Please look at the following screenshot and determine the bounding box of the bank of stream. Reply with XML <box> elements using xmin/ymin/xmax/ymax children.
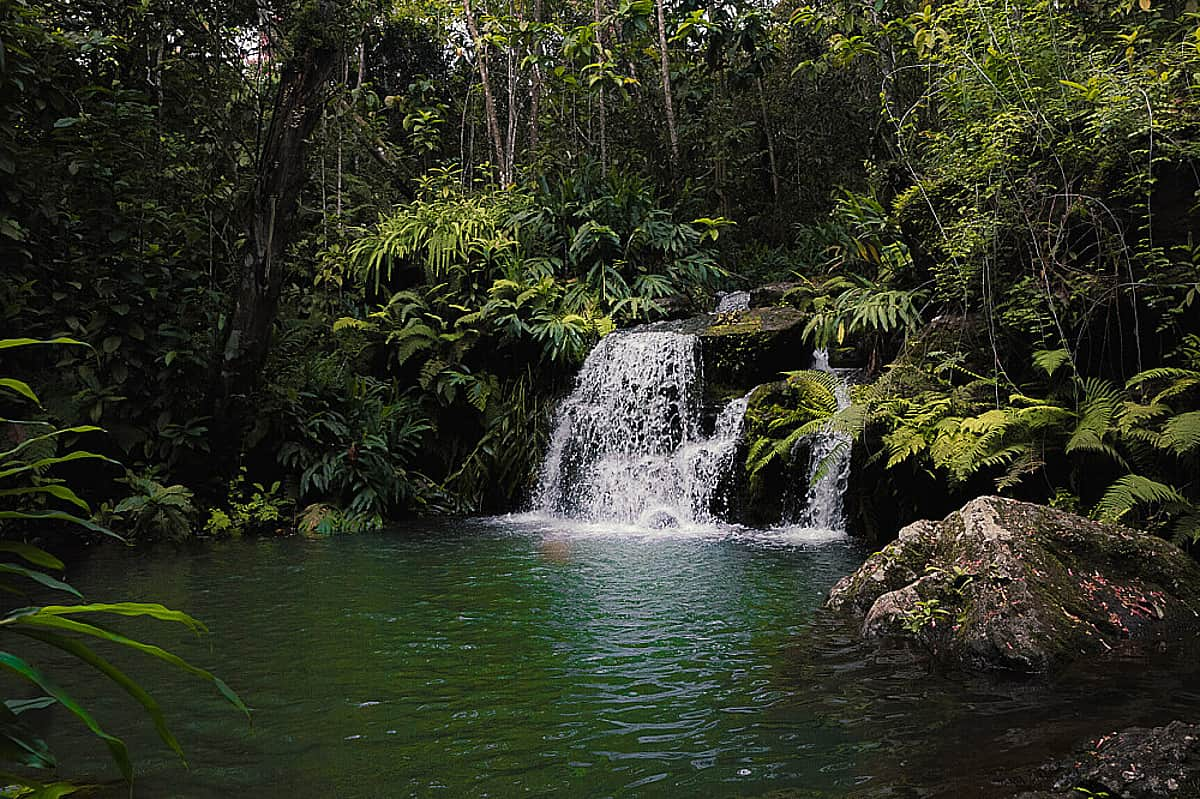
<box><xmin>38</xmin><ymin>520</ymin><xmax>1200</xmax><ymax>798</ymax></box>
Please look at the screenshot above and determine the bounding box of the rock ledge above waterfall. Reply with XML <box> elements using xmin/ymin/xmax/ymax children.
<box><xmin>826</xmin><ymin>496</ymin><xmax>1200</xmax><ymax>673</ymax></box>
<box><xmin>698</xmin><ymin>306</ymin><xmax>809</xmax><ymax>394</ymax></box>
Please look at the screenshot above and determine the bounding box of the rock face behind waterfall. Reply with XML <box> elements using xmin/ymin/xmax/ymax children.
<box><xmin>699</xmin><ymin>306</ymin><xmax>808</xmax><ymax>395</ymax></box>
<box><xmin>826</xmin><ymin>496</ymin><xmax>1200</xmax><ymax>673</ymax></box>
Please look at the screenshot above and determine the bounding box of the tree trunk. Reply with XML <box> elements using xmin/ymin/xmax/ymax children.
<box><xmin>464</xmin><ymin>0</ymin><xmax>508</xmax><ymax>184</ymax></box>
<box><xmin>528</xmin><ymin>0</ymin><xmax>544</xmax><ymax>153</ymax></box>
<box><xmin>756</xmin><ymin>77</ymin><xmax>779</xmax><ymax>202</ymax></box>
<box><xmin>594</xmin><ymin>0</ymin><xmax>607</xmax><ymax>173</ymax></box>
<box><xmin>505</xmin><ymin>25</ymin><xmax>519</xmax><ymax>182</ymax></box>
<box><xmin>211</xmin><ymin>39</ymin><xmax>338</xmax><ymax>442</ymax></box>
<box><xmin>654</xmin><ymin>0</ymin><xmax>679</xmax><ymax>169</ymax></box>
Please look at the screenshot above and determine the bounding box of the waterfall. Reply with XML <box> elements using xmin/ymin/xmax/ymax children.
<box><xmin>535</xmin><ymin>330</ymin><xmax>749</xmax><ymax>527</ymax></box>
<box><xmin>791</xmin><ymin>349</ymin><xmax>852</xmax><ymax>531</ymax></box>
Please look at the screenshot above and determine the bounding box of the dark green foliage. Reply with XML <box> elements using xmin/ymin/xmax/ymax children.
<box><xmin>2</xmin><ymin>0</ymin><xmax>1198</xmax><ymax>543</ymax></box>
<box><xmin>277</xmin><ymin>377</ymin><xmax>443</xmax><ymax>525</ymax></box>
<box><xmin>107</xmin><ymin>472</ymin><xmax>198</xmax><ymax>543</ymax></box>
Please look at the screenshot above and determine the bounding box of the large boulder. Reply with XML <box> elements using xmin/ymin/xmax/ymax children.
<box><xmin>827</xmin><ymin>496</ymin><xmax>1200</xmax><ymax>673</ymax></box>
<box><xmin>1014</xmin><ymin>721</ymin><xmax>1200</xmax><ymax>798</ymax></box>
<box><xmin>698</xmin><ymin>306</ymin><xmax>811</xmax><ymax>396</ymax></box>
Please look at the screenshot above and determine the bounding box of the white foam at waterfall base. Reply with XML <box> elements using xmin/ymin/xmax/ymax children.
<box><xmin>535</xmin><ymin>330</ymin><xmax>750</xmax><ymax>529</ymax></box>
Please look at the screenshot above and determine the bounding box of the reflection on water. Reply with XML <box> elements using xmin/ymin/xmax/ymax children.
<box><xmin>35</xmin><ymin>519</ymin><xmax>1200</xmax><ymax>798</ymax></box>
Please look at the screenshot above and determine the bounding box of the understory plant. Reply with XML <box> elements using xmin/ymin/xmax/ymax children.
<box><xmin>821</xmin><ymin>337</ymin><xmax>1200</xmax><ymax>542</ymax></box>
<box><xmin>106</xmin><ymin>470</ymin><xmax>197</xmax><ymax>543</ymax></box>
<box><xmin>277</xmin><ymin>375</ymin><xmax>442</xmax><ymax>528</ymax></box>
<box><xmin>203</xmin><ymin>467</ymin><xmax>293</xmax><ymax>537</ymax></box>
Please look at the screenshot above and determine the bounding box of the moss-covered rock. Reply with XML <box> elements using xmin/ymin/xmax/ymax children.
<box><xmin>699</xmin><ymin>306</ymin><xmax>810</xmax><ymax>396</ymax></box>
<box><xmin>748</xmin><ymin>281</ymin><xmax>805</xmax><ymax>308</ymax></box>
<box><xmin>827</xmin><ymin>496</ymin><xmax>1200</xmax><ymax>673</ymax></box>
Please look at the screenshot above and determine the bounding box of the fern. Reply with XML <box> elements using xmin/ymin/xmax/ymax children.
<box><xmin>332</xmin><ymin>317</ymin><xmax>372</xmax><ymax>332</ymax></box>
<box><xmin>1032</xmin><ymin>348</ymin><xmax>1072</xmax><ymax>378</ymax></box>
<box><xmin>1162</xmin><ymin>411</ymin><xmax>1200</xmax><ymax>456</ymax></box>
<box><xmin>1065</xmin><ymin>378</ymin><xmax>1124</xmax><ymax>464</ymax></box>
<box><xmin>1168</xmin><ymin>509</ymin><xmax>1200</xmax><ymax>545</ymax></box>
<box><xmin>1094</xmin><ymin>475</ymin><xmax>1190</xmax><ymax>524</ymax></box>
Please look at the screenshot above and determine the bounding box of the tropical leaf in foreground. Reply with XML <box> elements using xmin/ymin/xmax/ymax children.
<box><xmin>0</xmin><ymin>338</ymin><xmax>248</xmax><ymax>787</ymax></box>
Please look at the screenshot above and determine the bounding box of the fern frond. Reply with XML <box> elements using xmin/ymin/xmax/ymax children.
<box><xmin>994</xmin><ymin>450</ymin><xmax>1042</xmax><ymax>492</ymax></box>
<box><xmin>333</xmin><ymin>317</ymin><xmax>374</xmax><ymax>333</ymax></box>
<box><xmin>1093</xmin><ymin>474</ymin><xmax>1189</xmax><ymax>523</ymax></box>
<box><xmin>807</xmin><ymin>439</ymin><xmax>852</xmax><ymax>484</ymax></box>
<box><xmin>1116</xmin><ymin>400</ymin><xmax>1170</xmax><ymax>432</ymax></box>
<box><xmin>1162</xmin><ymin>411</ymin><xmax>1200</xmax><ymax>456</ymax></box>
<box><xmin>418</xmin><ymin>358</ymin><xmax>447</xmax><ymax>390</ymax></box>
<box><xmin>1169</xmin><ymin>510</ymin><xmax>1200</xmax><ymax>545</ymax></box>
<box><xmin>1065</xmin><ymin>378</ymin><xmax>1121</xmax><ymax>459</ymax></box>
<box><xmin>1032</xmin><ymin>348</ymin><xmax>1071</xmax><ymax>378</ymax></box>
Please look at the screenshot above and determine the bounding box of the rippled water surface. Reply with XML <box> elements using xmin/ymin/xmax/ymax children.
<box><xmin>41</xmin><ymin>518</ymin><xmax>1200</xmax><ymax>798</ymax></box>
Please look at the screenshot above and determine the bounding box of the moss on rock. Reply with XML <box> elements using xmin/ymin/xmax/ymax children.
<box><xmin>699</xmin><ymin>306</ymin><xmax>810</xmax><ymax>396</ymax></box>
<box><xmin>827</xmin><ymin>496</ymin><xmax>1200</xmax><ymax>673</ymax></box>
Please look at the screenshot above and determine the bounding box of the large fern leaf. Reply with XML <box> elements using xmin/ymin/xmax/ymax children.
<box><xmin>1065</xmin><ymin>378</ymin><xmax>1121</xmax><ymax>460</ymax></box>
<box><xmin>1162</xmin><ymin>411</ymin><xmax>1200</xmax><ymax>456</ymax></box>
<box><xmin>1093</xmin><ymin>474</ymin><xmax>1189</xmax><ymax>523</ymax></box>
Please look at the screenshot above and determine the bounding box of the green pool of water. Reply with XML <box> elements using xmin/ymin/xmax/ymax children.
<box><xmin>31</xmin><ymin>518</ymin><xmax>1200</xmax><ymax>798</ymax></box>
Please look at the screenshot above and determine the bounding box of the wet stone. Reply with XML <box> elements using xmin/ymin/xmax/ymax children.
<box><xmin>826</xmin><ymin>496</ymin><xmax>1200</xmax><ymax>674</ymax></box>
<box><xmin>1015</xmin><ymin>721</ymin><xmax>1200</xmax><ymax>798</ymax></box>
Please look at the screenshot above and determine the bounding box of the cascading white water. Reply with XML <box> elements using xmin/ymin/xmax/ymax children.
<box><xmin>535</xmin><ymin>330</ymin><xmax>749</xmax><ymax>527</ymax></box>
<box><xmin>792</xmin><ymin>349</ymin><xmax>853</xmax><ymax>532</ymax></box>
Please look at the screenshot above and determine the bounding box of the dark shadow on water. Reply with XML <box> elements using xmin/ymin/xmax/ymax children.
<box><xmin>772</xmin><ymin>610</ymin><xmax>1200</xmax><ymax>798</ymax></box>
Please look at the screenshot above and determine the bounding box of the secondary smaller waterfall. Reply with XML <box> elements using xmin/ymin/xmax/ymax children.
<box><xmin>792</xmin><ymin>349</ymin><xmax>853</xmax><ymax>531</ymax></box>
<box><xmin>536</xmin><ymin>330</ymin><xmax>749</xmax><ymax>526</ymax></box>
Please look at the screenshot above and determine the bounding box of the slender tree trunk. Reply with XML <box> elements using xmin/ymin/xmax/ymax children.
<box><xmin>594</xmin><ymin>0</ymin><xmax>607</xmax><ymax>173</ymax></box>
<box><xmin>211</xmin><ymin>39</ymin><xmax>338</xmax><ymax>442</ymax></box>
<box><xmin>654</xmin><ymin>0</ymin><xmax>678</xmax><ymax>169</ymax></box>
<box><xmin>756</xmin><ymin>77</ymin><xmax>779</xmax><ymax>202</ymax></box>
<box><xmin>528</xmin><ymin>0</ymin><xmax>544</xmax><ymax>154</ymax></box>
<box><xmin>505</xmin><ymin>21</ymin><xmax>519</xmax><ymax>182</ymax></box>
<box><xmin>464</xmin><ymin>0</ymin><xmax>508</xmax><ymax>184</ymax></box>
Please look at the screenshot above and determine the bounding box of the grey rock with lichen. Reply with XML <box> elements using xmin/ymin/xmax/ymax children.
<box><xmin>827</xmin><ymin>496</ymin><xmax>1200</xmax><ymax>673</ymax></box>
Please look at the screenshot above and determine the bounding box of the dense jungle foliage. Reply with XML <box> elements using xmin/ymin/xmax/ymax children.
<box><xmin>2</xmin><ymin>0</ymin><xmax>1200</xmax><ymax>788</ymax></box>
<box><xmin>2</xmin><ymin>0</ymin><xmax>1198</xmax><ymax>536</ymax></box>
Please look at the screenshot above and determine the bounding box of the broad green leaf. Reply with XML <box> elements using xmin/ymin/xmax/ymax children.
<box><xmin>0</xmin><ymin>768</ymin><xmax>81</xmax><ymax>798</ymax></box>
<box><xmin>4</xmin><ymin>697</ymin><xmax>58</xmax><ymax>714</ymax></box>
<box><xmin>0</xmin><ymin>511</ymin><xmax>118</xmax><ymax>539</ymax></box>
<box><xmin>0</xmin><ymin>564</ymin><xmax>81</xmax><ymax>599</ymax></box>
<box><xmin>0</xmin><ymin>378</ymin><xmax>39</xmax><ymax>404</ymax></box>
<box><xmin>0</xmin><ymin>425</ymin><xmax>105</xmax><ymax>463</ymax></box>
<box><xmin>0</xmin><ymin>484</ymin><xmax>91</xmax><ymax>513</ymax></box>
<box><xmin>14</xmin><ymin>628</ymin><xmax>186</xmax><ymax>765</ymax></box>
<box><xmin>0</xmin><ymin>651</ymin><xmax>131</xmax><ymax>780</ymax></box>
<box><xmin>0</xmin><ymin>338</ymin><xmax>88</xmax><ymax>351</ymax></box>
<box><xmin>0</xmin><ymin>543</ymin><xmax>64</xmax><ymax>571</ymax></box>
<box><xmin>14</xmin><ymin>615</ymin><xmax>249</xmax><ymax>718</ymax></box>
<box><xmin>0</xmin><ymin>702</ymin><xmax>56</xmax><ymax>769</ymax></box>
<box><xmin>36</xmin><ymin>603</ymin><xmax>207</xmax><ymax>634</ymax></box>
<box><xmin>0</xmin><ymin>450</ymin><xmax>118</xmax><ymax>481</ymax></box>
